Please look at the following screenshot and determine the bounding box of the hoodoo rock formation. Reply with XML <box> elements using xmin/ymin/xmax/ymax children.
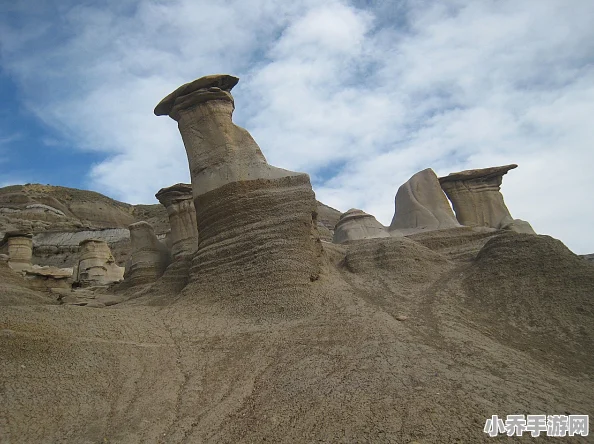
<box><xmin>124</xmin><ymin>222</ymin><xmax>170</xmax><ymax>286</ymax></box>
<box><xmin>389</xmin><ymin>168</ymin><xmax>460</xmax><ymax>234</ymax></box>
<box><xmin>155</xmin><ymin>183</ymin><xmax>198</xmax><ymax>260</ymax></box>
<box><xmin>333</xmin><ymin>208</ymin><xmax>391</xmax><ymax>244</ymax></box>
<box><xmin>1</xmin><ymin>72</ymin><xmax>593</xmax><ymax>443</ymax></box>
<box><xmin>155</xmin><ymin>74</ymin><xmax>298</xmax><ymax>195</ymax></box>
<box><xmin>439</xmin><ymin>164</ymin><xmax>535</xmax><ymax>233</ymax></box>
<box><xmin>5</xmin><ymin>232</ymin><xmax>33</xmax><ymax>272</ymax></box>
<box><xmin>75</xmin><ymin>239</ymin><xmax>124</xmax><ymax>287</ymax></box>
<box><xmin>155</xmin><ymin>74</ymin><xmax>321</xmax><ymax>308</ymax></box>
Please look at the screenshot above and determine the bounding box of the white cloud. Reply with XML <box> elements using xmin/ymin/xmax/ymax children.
<box><xmin>0</xmin><ymin>0</ymin><xmax>593</xmax><ymax>253</ymax></box>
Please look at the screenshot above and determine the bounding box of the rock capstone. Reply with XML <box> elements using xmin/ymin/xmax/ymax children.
<box><xmin>155</xmin><ymin>74</ymin><xmax>300</xmax><ymax>197</ymax></box>
<box><xmin>439</xmin><ymin>164</ymin><xmax>535</xmax><ymax>233</ymax></box>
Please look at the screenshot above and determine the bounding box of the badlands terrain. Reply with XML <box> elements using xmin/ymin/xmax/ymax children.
<box><xmin>0</xmin><ymin>74</ymin><xmax>593</xmax><ymax>443</ymax></box>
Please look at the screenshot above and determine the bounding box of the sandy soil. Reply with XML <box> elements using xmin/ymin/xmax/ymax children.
<box><xmin>1</xmin><ymin>229</ymin><xmax>593</xmax><ymax>443</ymax></box>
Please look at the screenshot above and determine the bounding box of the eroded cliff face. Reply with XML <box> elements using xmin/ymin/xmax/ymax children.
<box><xmin>0</xmin><ymin>184</ymin><xmax>168</xmax><ymax>268</ymax></box>
<box><xmin>0</xmin><ymin>184</ymin><xmax>339</xmax><ymax>269</ymax></box>
<box><xmin>0</xmin><ymin>184</ymin><xmax>138</xmax><ymax>231</ymax></box>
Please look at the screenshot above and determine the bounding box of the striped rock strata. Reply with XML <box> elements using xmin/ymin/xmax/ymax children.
<box><xmin>4</xmin><ymin>232</ymin><xmax>33</xmax><ymax>272</ymax></box>
<box><xmin>155</xmin><ymin>74</ymin><xmax>321</xmax><ymax>307</ymax></box>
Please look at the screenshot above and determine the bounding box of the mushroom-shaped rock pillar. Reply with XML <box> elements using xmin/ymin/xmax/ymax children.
<box><xmin>154</xmin><ymin>74</ymin><xmax>299</xmax><ymax>196</ymax></box>
<box><xmin>389</xmin><ymin>168</ymin><xmax>460</xmax><ymax>235</ymax></box>
<box><xmin>333</xmin><ymin>209</ymin><xmax>391</xmax><ymax>244</ymax></box>
<box><xmin>5</xmin><ymin>232</ymin><xmax>33</xmax><ymax>272</ymax></box>
<box><xmin>155</xmin><ymin>183</ymin><xmax>198</xmax><ymax>260</ymax></box>
<box><xmin>154</xmin><ymin>75</ymin><xmax>321</xmax><ymax>305</ymax></box>
<box><xmin>438</xmin><ymin>164</ymin><xmax>535</xmax><ymax>233</ymax></box>
<box><xmin>76</xmin><ymin>239</ymin><xmax>124</xmax><ymax>287</ymax></box>
<box><xmin>124</xmin><ymin>222</ymin><xmax>171</xmax><ymax>286</ymax></box>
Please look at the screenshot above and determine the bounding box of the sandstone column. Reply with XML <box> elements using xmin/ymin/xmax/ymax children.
<box><xmin>124</xmin><ymin>222</ymin><xmax>171</xmax><ymax>286</ymax></box>
<box><xmin>155</xmin><ymin>183</ymin><xmax>198</xmax><ymax>260</ymax></box>
<box><xmin>439</xmin><ymin>164</ymin><xmax>535</xmax><ymax>233</ymax></box>
<box><xmin>154</xmin><ymin>74</ymin><xmax>321</xmax><ymax>308</ymax></box>
<box><xmin>5</xmin><ymin>232</ymin><xmax>33</xmax><ymax>272</ymax></box>
<box><xmin>76</xmin><ymin>239</ymin><xmax>124</xmax><ymax>287</ymax></box>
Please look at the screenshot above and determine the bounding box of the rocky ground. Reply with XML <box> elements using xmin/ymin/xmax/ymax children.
<box><xmin>0</xmin><ymin>186</ymin><xmax>593</xmax><ymax>443</ymax></box>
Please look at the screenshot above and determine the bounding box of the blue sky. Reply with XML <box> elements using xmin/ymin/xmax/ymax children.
<box><xmin>1</xmin><ymin>0</ymin><xmax>593</xmax><ymax>253</ymax></box>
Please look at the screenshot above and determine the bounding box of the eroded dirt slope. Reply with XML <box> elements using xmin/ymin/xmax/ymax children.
<box><xmin>1</xmin><ymin>230</ymin><xmax>592</xmax><ymax>443</ymax></box>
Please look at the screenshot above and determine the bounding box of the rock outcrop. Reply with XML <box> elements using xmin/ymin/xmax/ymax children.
<box><xmin>333</xmin><ymin>209</ymin><xmax>391</xmax><ymax>244</ymax></box>
<box><xmin>389</xmin><ymin>168</ymin><xmax>460</xmax><ymax>234</ymax></box>
<box><xmin>22</xmin><ymin>265</ymin><xmax>73</xmax><ymax>291</ymax></box>
<box><xmin>124</xmin><ymin>222</ymin><xmax>170</xmax><ymax>286</ymax></box>
<box><xmin>4</xmin><ymin>232</ymin><xmax>33</xmax><ymax>272</ymax></box>
<box><xmin>155</xmin><ymin>74</ymin><xmax>321</xmax><ymax>310</ymax></box>
<box><xmin>155</xmin><ymin>184</ymin><xmax>198</xmax><ymax>260</ymax></box>
<box><xmin>2</xmin><ymin>231</ymin><xmax>73</xmax><ymax>290</ymax></box>
<box><xmin>155</xmin><ymin>74</ymin><xmax>300</xmax><ymax>196</ymax></box>
<box><xmin>0</xmin><ymin>184</ymin><xmax>170</xmax><ymax>240</ymax></box>
<box><xmin>75</xmin><ymin>239</ymin><xmax>124</xmax><ymax>287</ymax></box>
<box><xmin>439</xmin><ymin>164</ymin><xmax>535</xmax><ymax>233</ymax></box>
<box><xmin>0</xmin><ymin>184</ymin><xmax>136</xmax><ymax>230</ymax></box>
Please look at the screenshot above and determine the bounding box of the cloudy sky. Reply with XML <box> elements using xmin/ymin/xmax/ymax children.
<box><xmin>0</xmin><ymin>0</ymin><xmax>592</xmax><ymax>253</ymax></box>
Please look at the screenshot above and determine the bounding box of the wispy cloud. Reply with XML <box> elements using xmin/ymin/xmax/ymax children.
<box><xmin>0</xmin><ymin>132</ymin><xmax>21</xmax><ymax>146</ymax></box>
<box><xmin>0</xmin><ymin>0</ymin><xmax>593</xmax><ymax>253</ymax></box>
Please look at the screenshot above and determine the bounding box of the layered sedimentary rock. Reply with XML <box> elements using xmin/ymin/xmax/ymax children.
<box><xmin>124</xmin><ymin>222</ymin><xmax>170</xmax><ymax>286</ymax></box>
<box><xmin>389</xmin><ymin>168</ymin><xmax>460</xmax><ymax>234</ymax></box>
<box><xmin>439</xmin><ymin>164</ymin><xmax>535</xmax><ymax>233</ymax></box>
<box><xmin>333</xmin><ymin>209</ymin><xmax>391</xmax><ymax>244</ymax></box>
<box><xmin>22</xmin><ymin>265</ymin><xmax>73</xmax><ymax>291</ymax></box>
<box><xmin>5</xmin><ymin>232</ymin><xmax>33</xmax><ymax>271</ymax></box>
<box><xmin>76</xmin><ymin>239</ymin><xmax>124</xmax><ymax>287</ymax></box>
<box><xmin>155</xmin><ymin>184</ymin><xmax>198</xmax><ymax>260</ymax></box>
<box><xmin>155</xmin><ymin>74</ymin><xmax>299</xmax><ymax>196</ymax></box>
<box><xmin>2</xmin><ymin>231</ymin><xmax>73</xmax><ymax>289</ymax></box>
<box><xmin>34</xmin><ymin>229</ymin><xmax>130</xmax><ymax>248</ymax></box>
<box><xmin>155</xmin><ymin>74</ymin><xmax>321</xmax><ymax>307</ymax></box>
